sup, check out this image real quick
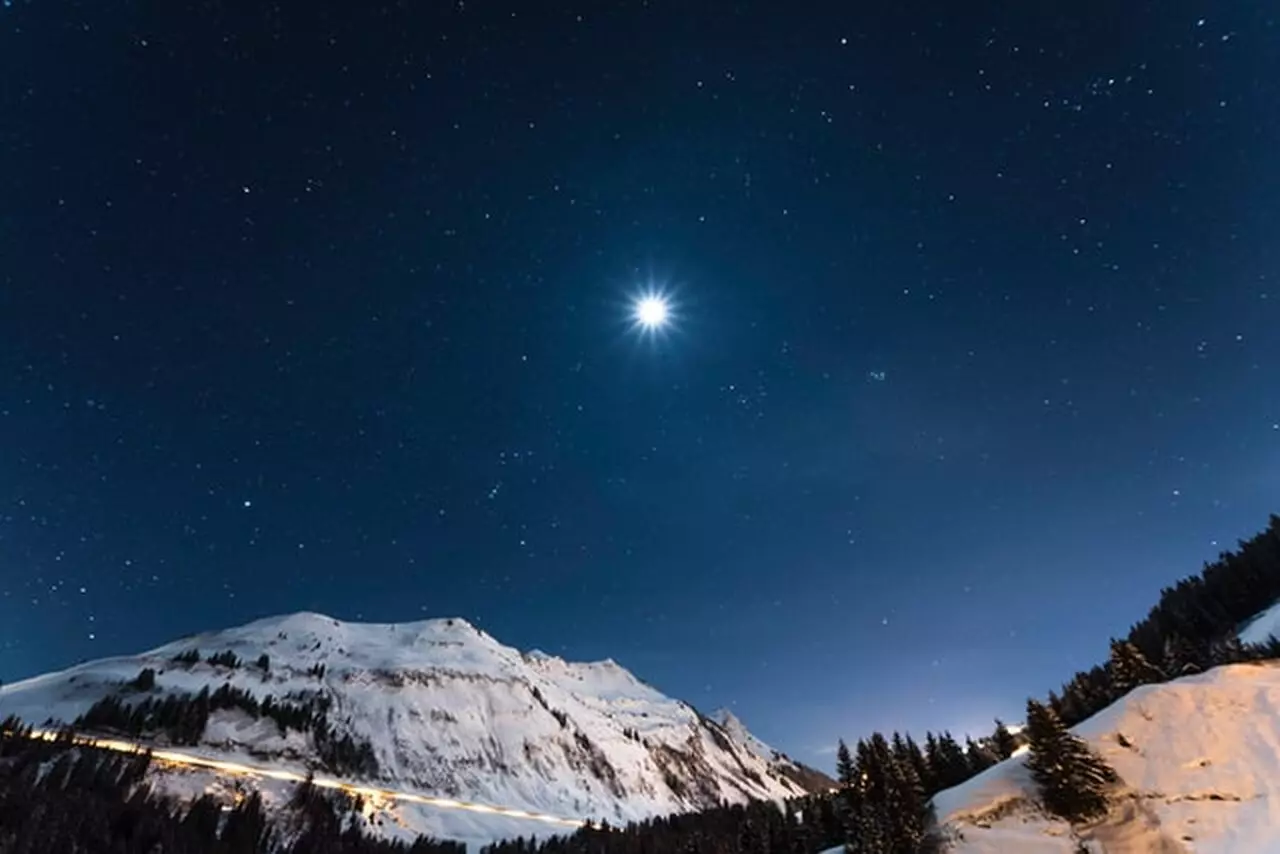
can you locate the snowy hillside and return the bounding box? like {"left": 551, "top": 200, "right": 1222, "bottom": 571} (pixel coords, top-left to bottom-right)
{"left": 0, "top": 612, "right": 824, "bottom": 848}
{"left": 1240, "top": 600, "right": 1280, "bottom": 646}
{"left": 714, "top": 708, "right": 778, "bottom": 766}
{"left": 934, "top": 660, "right": 1280, "bottom": 852}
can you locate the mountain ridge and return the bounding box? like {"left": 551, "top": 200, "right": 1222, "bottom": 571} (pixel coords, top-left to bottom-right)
{"left": 0, "top": 610, "right": 831, "bottom": 849}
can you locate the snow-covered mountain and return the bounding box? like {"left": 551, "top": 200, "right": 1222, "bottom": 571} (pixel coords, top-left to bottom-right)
{"left": 935, "top": 655, "right": 1280, "bottom": 851}
{"left": 0, "top": 612, "right": 827, "bottom": 848}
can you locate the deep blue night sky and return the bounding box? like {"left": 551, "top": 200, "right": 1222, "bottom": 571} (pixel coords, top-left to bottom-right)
{"left": 2, "top": 1, "right": 1278, "bottom": 762}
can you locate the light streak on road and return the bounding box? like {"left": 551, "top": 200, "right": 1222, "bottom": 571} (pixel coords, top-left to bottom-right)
{"left": 26, "top": 728, "right": 587, "bottom": 829}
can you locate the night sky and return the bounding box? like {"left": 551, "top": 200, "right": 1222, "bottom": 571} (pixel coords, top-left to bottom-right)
{"left": 2, "top": 1, "right": 1278, "bottom": 762}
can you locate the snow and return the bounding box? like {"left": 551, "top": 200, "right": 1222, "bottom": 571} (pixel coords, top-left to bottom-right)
{"left": 0, "top": 611, "right": 812, "bottom": 850}
{"left": 1240, "top": 600, "right": 1280, "bottom": 646}
{"left": 713, "top": 708, "right": 780, "bottom": 765}
{"left": 935, "top": 661, "right": 1280, "bottom": 852}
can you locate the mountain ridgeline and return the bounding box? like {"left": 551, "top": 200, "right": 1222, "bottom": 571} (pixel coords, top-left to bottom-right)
{"left": 1, "top": 515, "right": 1279, "bottom": 853}
{"left": 0, "top": 610, "right": 830, "bottom": 848}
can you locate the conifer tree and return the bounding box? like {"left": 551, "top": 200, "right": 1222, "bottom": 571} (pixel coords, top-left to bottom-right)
{"left": 1255, "top": 634, "right": 1280, "bottom": 660}
{"left": 1160, "top": 632, "right": 1204, "bottom": 677}
{"left": 964, "top": 735, "right": 996, "bottom": 775}
{"left": 891, "top": 732, "right": 931, "bottom": 800}
{"left": 1107, "top": 638, "right": 1165, "bottom": 695}
{"left": 884, "top": 737, "right": 927, "bottom": 853}
{"left": 834, "top": 739, "right": 865, "bottom": 850}
{"left": 922, "top": 731, "right": 942, "bottom": 793}
{"left": 992, "top": 719, "right": 1018, "bottom": 760}
{"left": 934, "top": 731, "right": 968, "bottom": 790}
{"left": 835, "top": 739, "right": 856, "bottom": 787}
{"left": 1211, "top": 635, "right": 1246, "bottom": 666}
{"left": 1024, "top": 699, "right": 1117, "bottom": 822}
{"left": 838, "top": 777, "right": 866, "bottom": 854}
{"left": 846, "top": 739, "right": 890, "bottom": 854}
{"left": 130, "top": 668, "right": 156, "bottom": 692}
{"left": 1047, "top": 689, "right": 1067, "bottom": 721}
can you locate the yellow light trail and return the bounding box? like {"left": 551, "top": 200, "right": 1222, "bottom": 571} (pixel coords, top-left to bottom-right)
{"left": 25, "top": 728, "right": 588, "bottom": 829}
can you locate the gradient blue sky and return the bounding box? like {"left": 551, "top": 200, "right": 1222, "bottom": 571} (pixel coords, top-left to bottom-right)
{"left": 2, "top": 0, "right": 1278, "bottom": 763}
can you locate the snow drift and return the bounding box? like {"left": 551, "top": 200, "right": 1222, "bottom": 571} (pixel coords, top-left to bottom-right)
{"left": 935, "top": 658, "right": 1280, "bottom": 852}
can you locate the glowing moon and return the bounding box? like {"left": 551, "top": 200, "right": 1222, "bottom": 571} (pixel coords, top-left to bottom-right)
{"left": 634, "top": 295, "right": 670, "bottom": 330}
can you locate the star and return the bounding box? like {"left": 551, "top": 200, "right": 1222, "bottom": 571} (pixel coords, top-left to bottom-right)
{"left": 633, "top": 294, "right": 670, "bottom": 330}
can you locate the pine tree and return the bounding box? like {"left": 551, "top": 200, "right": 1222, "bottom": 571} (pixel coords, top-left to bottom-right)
{"left": 1211, "top": 635, "right": 1246, "bottom": 666}
{"left": 902, "top": 734, "right": 932, "bottom": 796}
{"left": 839, "top": 778, "right": 866, "bottom": 854}
{"left": 1107, "top": 639, "right": 1165, "bottom": 695}
{"left": 833, "top": 740, "right": 864, "bottom": 852}
{"left": 835, "top": 740, "right": 856, "bottom": 787}
{"left": 922, "top": 731, "right": 943, "bottom": 793}
{"left": 891, "top": 732, "right": 931, "bottom": 801}
{"left": 884, "top": 737, "right": 927, "bottom": 853}
{"left": 1160, "top": 633, "right": 1204, "bottom": 677}
{"left": 130, "top": 668, "right": 156, "bottom": 692}
{"left": 1024, "top": 699, "right": 1117, "bottom": 822}
{"left": 992, "top": 719, "right": 1018, "bottom": 760}
{"left": 934, "top": 731, "right": 968, "bottom": 790}
{"left": 1047, "top": 689, "right": 1067, "bottom": 721}
{"left": 847, "top": 739, "right": 890, "bottom": 854}
{"left": 1255, "top": 634, "right": 1280, "bottom": 661}
{"left": 964, "top": 735, "right": 996, "bottom": 775}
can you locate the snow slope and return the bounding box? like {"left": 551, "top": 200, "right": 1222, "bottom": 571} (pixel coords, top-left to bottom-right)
{"left": 0, "top": 612, "right": 824, "bottom": 849}
{"left": 1240, "top": 600, "right": 1280, "bottom": 646}
{"left": 714, "top": 708, "right": 778, "bottom": 765}
{"left": 935, "top": 661, "right": 1280, "bottom": 852}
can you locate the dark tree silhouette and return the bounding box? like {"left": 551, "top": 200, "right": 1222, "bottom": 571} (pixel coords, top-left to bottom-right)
{"left": 1107, "top": 639, "right": 1165, "bottom": 695}
{"left": 835, "top": 740, "right": 855, "bottom": 786}
{"left": 0, "top": 724, "right": 462, "bottom": 854}
{"left": 1024, "top": 699, "right": 1117, "bottom": 822}
{"left": 992, "top": 719, "right": 1018, "bottom": 761}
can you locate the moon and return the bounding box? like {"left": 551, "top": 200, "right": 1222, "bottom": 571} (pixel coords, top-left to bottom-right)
{"left": 633, "top": 295, "right": 671, "bottom": 330}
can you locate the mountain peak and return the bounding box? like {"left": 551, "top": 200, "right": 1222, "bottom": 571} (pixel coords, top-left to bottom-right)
{"left": 0, "top": 611, "right": 825, "bottom": 849}
{"left": 712, "top": 707, "right": 742, "bottom": 727}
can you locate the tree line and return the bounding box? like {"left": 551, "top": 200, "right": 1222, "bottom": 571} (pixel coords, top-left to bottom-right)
{"left": 1048, "top": 514, "right": 1280, "bottom": 729}
{"left": 75, "top": 679, "right": 378, "bottom": 778}
{"left": 482, "top": 514, "right": 1280, "bottom": 852}
{"left": 0, "top": 717, "right": 461, "bottom": 854}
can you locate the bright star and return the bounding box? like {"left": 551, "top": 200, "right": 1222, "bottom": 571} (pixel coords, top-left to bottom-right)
{"left": 630, "top": 291, "right": 676, "bottom": 337}
{"left": 634, "top": 295, "right": 670, "bottom": 329}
